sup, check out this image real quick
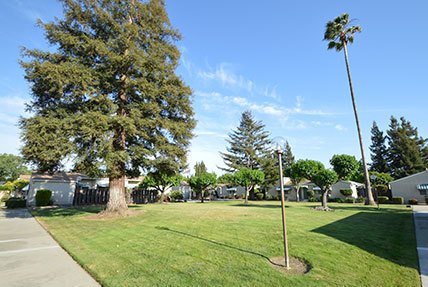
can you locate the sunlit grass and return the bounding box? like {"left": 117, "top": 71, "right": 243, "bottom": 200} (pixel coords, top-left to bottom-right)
{"left": 33, "top": 201, "right": 420, "bottom": 287}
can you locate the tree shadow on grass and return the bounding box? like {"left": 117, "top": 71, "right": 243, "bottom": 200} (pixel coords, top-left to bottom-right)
{"left": 317, "top": 204, "right": 412, "bottom": 213}
{"left": 312, "top": 210, "right": 419, "bottom": 270}
{"left": 31, "top": 206, "right": 101, "bottom": 217}
{"left": 155, "top": 226, "right": 286, "bottom": 267}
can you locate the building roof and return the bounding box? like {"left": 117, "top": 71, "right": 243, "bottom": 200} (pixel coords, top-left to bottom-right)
{"left": 31, "top": 172, "right": 90, "bottom": 182}
{"left": 390, "top": 170, "right": 428, "bottom": 184}
{"left": 333, "top": 180, "right": 365, "bottom": 186}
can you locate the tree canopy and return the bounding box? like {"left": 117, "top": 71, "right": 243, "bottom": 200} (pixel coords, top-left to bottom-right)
{"left": 312, "top": 168, "right": 338, "bottom": 209}
{"left": 369, "top": 122, "right": 389, "bottom": 173}
{"left": 20, "top": 0, "right": 195, "bottom": 213}
{"left": 330, "top": 154, "right": 359, "bottom": 180}
{"left": 188, "top": 172, "right": 217, "bottom": 203}
{"left": 0, "top": 154, "right": 30, "bottom": 182}
{"left": 234, "top": 168, "right": 264, "bottom": 204}
{"left": 220, "top": 111, "right": 271, "bottom": 172}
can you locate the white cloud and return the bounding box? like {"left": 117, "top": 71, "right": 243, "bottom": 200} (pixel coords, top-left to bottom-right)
{"left": 198, "top": 63, "right": 254, "bottom": 92}
{"left": 334, "top": 124, "right": 347, "bottom": 131}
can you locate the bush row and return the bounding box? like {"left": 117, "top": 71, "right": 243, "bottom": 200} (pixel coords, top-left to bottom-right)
{"left": 5, "top": 197, "right": 26, "bottom": 209}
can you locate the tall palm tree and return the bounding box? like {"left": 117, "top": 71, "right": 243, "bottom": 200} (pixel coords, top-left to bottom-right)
{"left": 324, "top": 13, "right": 375, "bottom": 205}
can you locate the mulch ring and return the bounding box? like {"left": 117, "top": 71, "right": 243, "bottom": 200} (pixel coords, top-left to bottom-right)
{"left": 269, "top": 256, "right": 311, "bottom": 275}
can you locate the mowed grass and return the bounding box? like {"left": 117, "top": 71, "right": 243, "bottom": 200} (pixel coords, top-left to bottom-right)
{"left": 33, "top": 201, "right": 420, "bottom": 287}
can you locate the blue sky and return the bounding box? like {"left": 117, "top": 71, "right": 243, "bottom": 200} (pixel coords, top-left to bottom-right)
{"left": 1, "top": 0, "right": 427, "bottom": 175}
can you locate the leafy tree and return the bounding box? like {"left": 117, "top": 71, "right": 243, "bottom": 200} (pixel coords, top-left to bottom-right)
{"left": 324, "top": 13, "right": 375, "bottom": 205}
{"left": 20, "top": 0, "right": 195, "bottom": 213}
{"left": 286, "top": 160, "right": 324, "bottom": 201}
{"left": 139, "top": 173, "right": 183, "bottom": 203}
{"left": 218, "top": 173, "right": 236, "bottom": 185}
{"left": 387, "top": 116, "right": 427, "bottom": 178}
{"left": 194, "top": 161, "right": 207, "bottom": 177}
{"left": 369, "top": 172, "right": 393, "bottom": 186}
{"left": 233, "top": 168, "right": 264, "bottom": 204}
{"left": 369, "top": 122, "right": 389, "bottom": 173}
{"left": 220, "top": 111, "right": 271, "bottom": 172}
{"left": 330, "top": 154, "right": 359, "bottom": 180}
{"left": 312, "top": 169, "right": 338, "bottom": 209}
{"left": 188, "top": 172, "right": 217, "bottom": 203}
{"left": 0, "top": 154, "right": 30, "bottom": 182}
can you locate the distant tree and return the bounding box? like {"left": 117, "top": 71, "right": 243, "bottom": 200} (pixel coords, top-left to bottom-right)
{"left": 387, "top": 116, "right": 427, "bottom": 178}
{"left": 188, "top": 172, "right": 217, "bottom": 203}
{"left": 218, "top": 173, "right": 236, "bottom": 185}
{"left": 369, "top": 172, "right": 393, "bottom": 186}
{"left": 194, "top": 161, "right": 207, "bottom": 177}
{"left": 324, "top": 13, "right": 375, "bottom": 205}
{"left": 286, "top": 160, "right": 324, "bottom": 202}
{"left": 330, "top": 154, "right": 359, "bottom": 180}
{"left": 220, "top": 111, "right": 271, "bottom": 172}
{"left": 312, "top": 169, "right": 338, "bottom": 210}
{"left": 283, "top": 141, "right": 295, "bottom": 167}
{"left": 369, "top": 122, "right": 389, "bottom": 173}
{"left": 20, "top": 0, "right": 195, "bottom": 214}
{"left": 234, "top": 168, "right": 265, "bottom": 204}
{"left": 0, "top": 154, "right": 30, "bottom": 182}
{"left": 139, "top": 172, "right": 183, "bottom": 203}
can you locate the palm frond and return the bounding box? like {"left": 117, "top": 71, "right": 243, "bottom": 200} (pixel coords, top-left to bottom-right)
{"left": 327, "top": 41, "right": 337, "bottom": 50}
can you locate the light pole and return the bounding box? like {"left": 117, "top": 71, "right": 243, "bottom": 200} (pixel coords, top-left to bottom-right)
{"left": 272, "top": 137, "right": 290, "bottom": 269}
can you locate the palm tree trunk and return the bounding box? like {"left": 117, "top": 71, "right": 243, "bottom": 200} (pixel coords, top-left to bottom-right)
{"left": 342, "top": 43, "right": 375, "bottom": 205}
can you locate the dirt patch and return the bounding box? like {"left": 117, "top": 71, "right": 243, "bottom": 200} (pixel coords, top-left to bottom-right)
{"left": 84, "top": 209, "right": 144, "bottom": 220}
{"left": 269, "top": 256, "right": 311, "bottom": 275}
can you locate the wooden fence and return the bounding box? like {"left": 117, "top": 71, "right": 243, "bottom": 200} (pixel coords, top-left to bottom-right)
{"left": 131, "top": 189, "right": 158, "bottom": 204}
{"left": 73, "top": 187, "right": 109, "bottom": 206}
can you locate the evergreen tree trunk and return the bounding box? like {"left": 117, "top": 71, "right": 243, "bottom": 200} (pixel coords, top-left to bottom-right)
{"left": 322, "top": 191, "right": 328, "bottom": 209}
{"left": 342, "top": 43, "right": 375, "bottom": 205}
{"left": 106, "top": 176, "right": 127, "bottom": 213}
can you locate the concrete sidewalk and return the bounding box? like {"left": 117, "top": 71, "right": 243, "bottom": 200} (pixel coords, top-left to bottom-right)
{"left": 0, "top": 207, "right": 100, "bottom": 287}
{"left": 413, "top": 205, "right": 428, "bottom": 287}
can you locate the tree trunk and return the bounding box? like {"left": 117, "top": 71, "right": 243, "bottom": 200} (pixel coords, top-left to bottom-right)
{"left": 201, "top": 190, "right": 204, "bottom": 203}
{"left": 322, "top": 191, "right": 328, "bottom": 209}
{"left": 296, "top": 184, "right": 301, "bottom": 202}
{"left": 105, "top": 176, "right": 127, "bottom": 213}
{"left": 244, "top": 185, "right": 249, "bottom": 204}
{"left": 342, "top": 43, "right": 375, "bottom": 205}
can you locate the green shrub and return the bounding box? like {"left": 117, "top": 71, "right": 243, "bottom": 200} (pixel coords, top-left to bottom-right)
{"left": 344, "top": 197, "right": 355, "bottom": 204}
{"left": 169, "top": 190, "right": 183, "bottom": 202}
{"left": 35, "top": 189, "right": 52, "bottom": 206}
{"left": 425, "top": 196, "right": 428, "bottom": 205}
{"left": 306, "top": 190, "right": 315, "bottom": 199}
{"left": 329, "top": 197, "right": 344, "bottom": 203}
{"left": 5, "top": 197, "right": 26, "bottom": 208}
{"left": 0, "top": 182, "right": 15, "bottom": 192}
{"left": 377, "top": 196, "right": 389, "bottom": 204}
{"left": 308, "top": 197, "right": 320, "bottom": 202}
{"left": 408, "top": 198, "right": 418, "bottom": 205}
{"left": 374, "top": 184, "right": 388, "bottom": 195}
{"left": 340, "top": 189, "right": 353, "bottom": 197}
{"left": 255, "top": 192, "right": 264, "bottom": 200}
{"left": 356, "top": 196, "right": 365, "bottom": 203}
{"left": 392, "top": 197, "right": 404, "bottom": 204}
{"left": 1, "top": 192, "right": 11, "bottom": 202}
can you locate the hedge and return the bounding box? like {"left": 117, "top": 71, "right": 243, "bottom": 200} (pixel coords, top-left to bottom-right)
{"left": 340, "top": 189, "right": 353, "bottom": 197}
{"left": 6, "top": 197, "right": 26, "bottom": 209}
{"left": 392, "top": 197, "right": 404, "bottom": 204}
{"left": 35, "top": 189, "right": 52, "bottom": 206}
{"left": 377, "top": 196, "right": 389, "bottom": 204}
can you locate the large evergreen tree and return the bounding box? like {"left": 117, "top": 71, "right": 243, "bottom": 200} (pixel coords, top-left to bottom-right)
{"left": 369, "top": 122, "right": 389, "bottom": 173}
{"left": 220, "top": 111, "right": 271, "bottom": 172}
{"left": 20, "top": 0, "right": 195, "bottom": 214}
{"left": 387, "top": 116, "right": 426, "bottom": 179}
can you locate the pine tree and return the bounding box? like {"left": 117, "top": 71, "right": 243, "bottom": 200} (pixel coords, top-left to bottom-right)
{"left": 369, "top": 121, "right": 389, "bottom": 173}
{"left": 220, "top": 111, "right": 271, "bottom": 172}
{"left": 194, "top": 161, "right": 207, "bottom": 176}
{"left": 20, "top": 0, "right": 195, "bottom": 214}
{"left": 387, "top": 116, "right": 426, "bottom": 179}
{"left": 283, "top": 141, "right": 295, "bottom": 168}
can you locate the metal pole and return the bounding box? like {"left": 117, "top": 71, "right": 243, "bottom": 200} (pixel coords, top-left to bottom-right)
{"left": 278, "top": 151, "right": 290, "bottom": 269}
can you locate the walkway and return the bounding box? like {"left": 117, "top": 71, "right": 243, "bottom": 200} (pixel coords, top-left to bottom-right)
{"left": 0, "top": 207, "right": 100, "bottom": 287}
{"left": 414, "top": 205, "right": 428, "bottom": 287}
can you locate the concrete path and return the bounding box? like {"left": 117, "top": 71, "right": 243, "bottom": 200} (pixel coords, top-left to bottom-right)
{"left": 414, "top": 205, "right": 428, "bottom": 287}
{"left": 0, "top": 208, "right": 100, "bottom": 287}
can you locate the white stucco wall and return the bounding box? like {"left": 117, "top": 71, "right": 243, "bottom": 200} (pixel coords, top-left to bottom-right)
{"left": 391, "top": 171, "right": 428, "bottom": 204}
{"left": 27, "top": 180, "right": 76, "bottom": 206}
{"left": 331, "top": 181, "right": 361, "bottom": 199}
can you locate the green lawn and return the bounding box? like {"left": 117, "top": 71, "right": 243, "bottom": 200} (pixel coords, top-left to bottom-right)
{"left": 33, "top": 201, "right": 420, "bottom": 287}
